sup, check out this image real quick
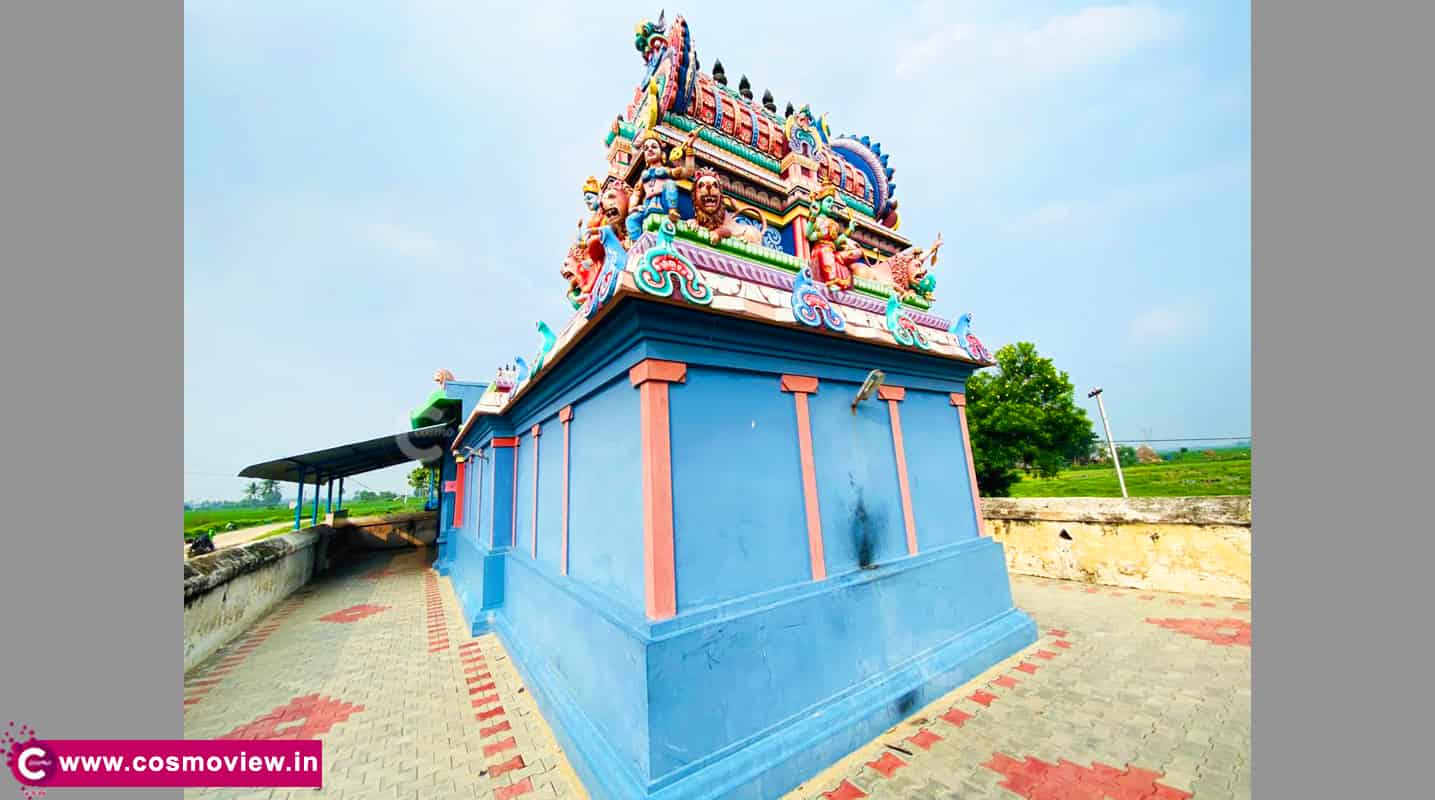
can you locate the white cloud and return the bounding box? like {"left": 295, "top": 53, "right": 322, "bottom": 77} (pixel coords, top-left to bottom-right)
{"left": 896, "top": 2, "right": 1186, "bottom": 80}
{"left": 1130, "top": 303, "right": 1207, "bottom": 345}
{"left": 367, "top": 222, "right": 441, "bottom": 260}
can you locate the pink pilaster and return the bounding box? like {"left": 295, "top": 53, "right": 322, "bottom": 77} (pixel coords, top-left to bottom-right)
{"left": 781, "top": 374, "right": 826, "bottom": 581}
{"left": 629, "top": 359, "right": 687, "bottom": 620}
{"left": 512, "top": 440, "right": 519, "bottom": 550}
{"left": 531, "top": 424, "right": 541, "bottom": 559}
{"left": 476, "top": 447, "right": 486, "bottom": 545}
{"left": 453, "top": 459, "right": 467, "bottom": 528}
{"left": 951, "top": 392, "right": 987, "bottom": 536}
{"left": 879, "top": 385, "right": 918, "bottom": 555}
{"left": 559, "top": 406, "right": 574, "bottom": 575}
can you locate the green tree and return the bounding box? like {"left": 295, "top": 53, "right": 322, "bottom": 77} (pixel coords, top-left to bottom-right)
{"left": 243, "top": 482, "right": 260, "bottom": 503}
{"left": 965, "top": 342, "right": 1095, "bottom": 497}
{"left": 408, "top": 466, "right": 432, "bottom": 498}
{"left": 1115, "top": 444, "right": 1138, "bottom": 466}
{"left": 259, "top": 479, "right": 282, "bottom": 505}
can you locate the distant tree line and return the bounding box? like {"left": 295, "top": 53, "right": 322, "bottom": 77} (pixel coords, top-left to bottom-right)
{"left": 242, "top": 479, "right": 283, "bottom": 505}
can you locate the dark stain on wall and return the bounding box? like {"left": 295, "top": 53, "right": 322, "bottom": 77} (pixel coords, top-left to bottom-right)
{"left": 851, "top": 487, "right": 880, "bottom": 569}
{"left": 895, "top": 689, "right": 919, "bottom": 716}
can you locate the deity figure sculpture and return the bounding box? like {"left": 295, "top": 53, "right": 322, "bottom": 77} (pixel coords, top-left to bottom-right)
{"left": 806, "top": 184, "right": 863, "bottom": 291}
{"left": 691, "top": 167, "right": 765, "bottom": 246}
{"left": 562, "top": 180, "right": 633, "bottom": 308}
{"left": 626, "top": 128, "right": 701, "bottom": 240}
{"left": 581, "top": 175, "right": 603, "bottom": 229}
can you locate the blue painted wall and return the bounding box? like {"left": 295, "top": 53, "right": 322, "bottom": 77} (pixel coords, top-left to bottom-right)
{"left": 514, "top": 428, "right": 537, "bottom": 559}
{"left": 644, "top": 539, "right": 1026, "bottom": 790}
{"left": 900, "top": 388, "right": 981, "bottom": 550}
{"left": 535, "top": 415, "right": 564, "bottom": 573}
{"left": 500, "top": 557, "right": 653, "bottom": 791}
{"left": 491, "top": 441, "right": 516, "bottom": 550}
{"left": 465, "top": 450, "right": 484, "bottom": 547}
{"left": 808, "top": 378, "right": 908, "bottom": 574}
{"left": 483, "top": 445, "right": 499, "bottom": 549}
{"left": 565, "top": 377, "right": 645, "bottom": 614}
{"left": 669, "top": 367, "right": 809, "bottom": 611}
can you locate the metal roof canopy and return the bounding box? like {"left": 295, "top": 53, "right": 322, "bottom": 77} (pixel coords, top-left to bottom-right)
{"left": 238, "top": 423, "right": 456, "bottom": 483}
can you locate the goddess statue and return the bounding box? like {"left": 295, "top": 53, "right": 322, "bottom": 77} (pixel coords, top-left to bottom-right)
{"left": 806, "top": 184, "right": 863, "bottom": 291}
{"left": 626, "top": 128, "right": 701, "bottom": 240}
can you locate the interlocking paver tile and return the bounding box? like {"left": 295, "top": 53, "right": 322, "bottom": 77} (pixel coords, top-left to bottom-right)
{"left": 788, "top": 575, "right": 1249, "bottom": 799}
{"left": 183, "top": 549, "right": 586, "bottom": 800}
{"left": 184, "top": 554, "right": 1245, "bottom": 800}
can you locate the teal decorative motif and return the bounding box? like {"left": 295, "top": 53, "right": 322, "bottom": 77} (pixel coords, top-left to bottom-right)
{"left": 791, "top": 267, "right": 846, "bottom": 332}
{"left": 636, "top": 219, "right": 713, "bottom": 305}
{"left": 582, "top": 227, "right": 628, "bottom": 319}
{"left": 885, "top": 295, "right": 931, "bottom": 350}
{"left": 949, "top": 312, "right": 991, "bottom": 362}
{"left": 532, "top": 321, "right": 557, "bottom": 375}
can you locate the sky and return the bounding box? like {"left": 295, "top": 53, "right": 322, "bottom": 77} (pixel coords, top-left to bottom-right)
{"left": 184, "top": 0, "right": 1250, "bottom": 502}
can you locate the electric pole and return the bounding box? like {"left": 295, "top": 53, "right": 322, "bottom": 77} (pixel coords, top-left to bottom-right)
{"left": 1087, "top": 387, "right": 1128, "bottom": 498}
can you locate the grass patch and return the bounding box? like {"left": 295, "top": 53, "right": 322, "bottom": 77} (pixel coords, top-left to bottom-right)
{"left": 183, "top": 498, "right": 422, "bottom": 539}
{"left": 1006, "top": 447, "right": 1251, "bottom": 498}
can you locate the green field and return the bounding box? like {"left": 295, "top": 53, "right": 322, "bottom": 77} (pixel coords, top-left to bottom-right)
{"left": 183, "top": 497, "right": 421, "bottom": 539}
{"left": 1005, "top": 447, "right": 1251, "bottom": 498}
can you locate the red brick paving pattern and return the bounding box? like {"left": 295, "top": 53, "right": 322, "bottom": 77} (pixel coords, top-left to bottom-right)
{"left": 1146, "top": 617, "right": 1253, "bottom": 647}
{"left": 494, "top": 776, "right": 535, "bottom": 799}
{"left": 222, "top": 694, "right": 364, "bottom": 740}
{"left": 317, "top": 603, "right": 389, "bottom": 623}
{"left": 182, "top": 597, "right": 302, "bottom": 710}
{"left": 823, "top": 779, "right": 870, "bottom": 799}
{"left": 983, "top": 753, "right": 1193, "bottom": 800}
{"left": 182, "top": 550, "right": 584, "bottom": 799}
{"left": 792, "top": 575, "right": 1249, "bottom": 798}
{"left": 905, "top": 729, "right": 943, "bottom": 751}
{"left": 183, "top": 555, "right": 1246, "bottom": 799}
{"left": 867, "top": 751, "right": 908, "bottom": 778}
{"left": 803, "top": 625, "right": 1196, "bottom": 799}
{"left": 424, "top": 569, "right": 449, "bottom": 652}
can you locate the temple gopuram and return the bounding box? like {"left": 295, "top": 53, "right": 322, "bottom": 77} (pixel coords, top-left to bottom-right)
{"left": 420, "top": 12, "right": 1035, "bottom": 800}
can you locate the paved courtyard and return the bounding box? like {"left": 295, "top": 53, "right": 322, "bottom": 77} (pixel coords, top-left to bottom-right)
{"left": 183, "top": 550, "right": 1250, "bottom": 799}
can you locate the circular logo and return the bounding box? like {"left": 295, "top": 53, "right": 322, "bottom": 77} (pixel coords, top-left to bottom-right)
{"left": 11, "top": 741, "right": 56, "bottom": 786}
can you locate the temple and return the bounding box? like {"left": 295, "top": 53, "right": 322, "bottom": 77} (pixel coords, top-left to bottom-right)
{"left": 428, "top": 12, "right": 1034, "bottom": 799}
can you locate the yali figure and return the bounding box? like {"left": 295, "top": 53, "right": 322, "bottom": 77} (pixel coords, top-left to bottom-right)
{"left": 626, "top": 128, "right": 701, "bottom": 240}
{"left": 691, "top": 167, "right": 765, "bottom": 246}
{"left": 878, "top": 233, "right": 942, "bottom": 303}
{"left": 806, "top": 184, "right": 863, "bottom": 291}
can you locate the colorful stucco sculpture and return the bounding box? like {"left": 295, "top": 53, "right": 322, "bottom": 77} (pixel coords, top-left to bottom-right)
{"left": 428, "top": 11, "right": 1027, "bottom": 800}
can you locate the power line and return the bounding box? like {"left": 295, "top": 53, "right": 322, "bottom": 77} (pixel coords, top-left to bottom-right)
{"left": 1100, "top": 436, "right": 1250, "bottom": 444}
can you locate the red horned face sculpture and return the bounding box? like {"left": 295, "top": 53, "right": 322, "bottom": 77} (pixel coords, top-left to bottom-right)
{"left": 599, "top": 182, "right": 631, "bottom": 230}
{"left": 561, "top": 240, "right": 593, "bottom": 295}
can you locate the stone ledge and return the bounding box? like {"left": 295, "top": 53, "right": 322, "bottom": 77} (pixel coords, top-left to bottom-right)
{"left": 183, "top": 529, "right": 323, "bottom": 603}
{"left": 982, "top": 496, "right": 1250, "bottom": 527}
